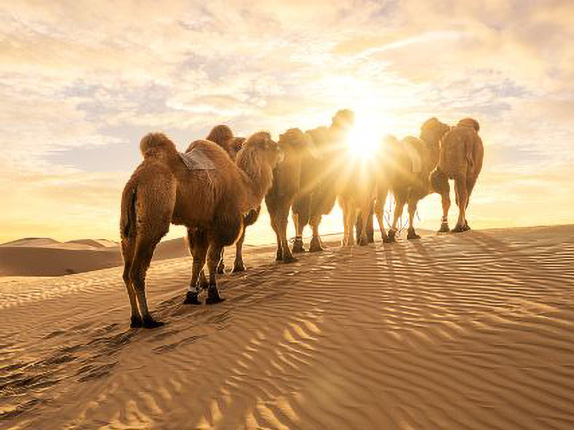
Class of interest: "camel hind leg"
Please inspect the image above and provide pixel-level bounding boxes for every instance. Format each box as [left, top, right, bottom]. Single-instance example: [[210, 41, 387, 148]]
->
[[388, 189, 407, 242], [130, 230, 168, 328], [463, 174, 478, 230], [121, 236, 141, 327], [452, 173, 469, 233], [123, 177, 174, 328], [277, 200, 296, 263], [406, 194, 421, 240], [233, 228, 247, 272]]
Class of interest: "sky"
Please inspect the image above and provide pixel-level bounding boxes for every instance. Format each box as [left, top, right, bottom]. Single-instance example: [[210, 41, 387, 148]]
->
[[1, 0, 573, 245]]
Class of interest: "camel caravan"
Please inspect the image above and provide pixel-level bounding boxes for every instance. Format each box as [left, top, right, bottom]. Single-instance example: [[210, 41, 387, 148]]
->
[[120, 110, 484, 328]]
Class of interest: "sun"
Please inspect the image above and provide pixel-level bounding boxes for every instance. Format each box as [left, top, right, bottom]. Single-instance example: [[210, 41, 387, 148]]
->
[[345, 111, 385, 161]]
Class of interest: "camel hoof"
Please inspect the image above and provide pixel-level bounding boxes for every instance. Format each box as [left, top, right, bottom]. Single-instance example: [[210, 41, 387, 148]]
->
[[206, 287, 225, 305], [130, 316, 143, 328], [292, 238, 305, 253], [232, 264, 246, 273], [451, 225, 466, 233], [309, 237, 323, 252], [183, 291, 202, 305], [283, 255, 297, 264], [358, 237, 369, 246], [463, 223, 471, 231], [367, 235, 375, 244], [276, 249, 283, 261], [141, 317, 165, 329], [438, 223, 450, 233], [407, 229, 421, 240], [387, 230, 398, 243]]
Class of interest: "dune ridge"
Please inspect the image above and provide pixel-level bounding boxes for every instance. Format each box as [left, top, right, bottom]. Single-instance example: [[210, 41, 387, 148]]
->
[[0, 225, 573, 429]]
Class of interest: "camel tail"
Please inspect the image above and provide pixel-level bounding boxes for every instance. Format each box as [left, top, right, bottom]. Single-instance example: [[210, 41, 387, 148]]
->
[[120, 185, 137, 239]]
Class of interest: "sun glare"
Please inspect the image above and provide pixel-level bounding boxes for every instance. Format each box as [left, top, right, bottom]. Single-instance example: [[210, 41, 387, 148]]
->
[[346, 111, 385, 161]]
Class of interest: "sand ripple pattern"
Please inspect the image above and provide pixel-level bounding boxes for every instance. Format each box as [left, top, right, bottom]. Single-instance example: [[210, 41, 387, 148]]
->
[[1, 225, 573, 429]]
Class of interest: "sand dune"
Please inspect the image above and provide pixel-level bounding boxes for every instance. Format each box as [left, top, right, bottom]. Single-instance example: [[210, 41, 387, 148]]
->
[[1, 225, 573, 429], [0, 237, 192, 277]]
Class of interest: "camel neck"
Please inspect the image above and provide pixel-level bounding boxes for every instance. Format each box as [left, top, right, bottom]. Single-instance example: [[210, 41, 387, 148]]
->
[[237, 151, 273, 210]]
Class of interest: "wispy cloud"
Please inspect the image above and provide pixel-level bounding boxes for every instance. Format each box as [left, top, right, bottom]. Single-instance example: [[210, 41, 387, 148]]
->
[[0, 0, 573, 242]]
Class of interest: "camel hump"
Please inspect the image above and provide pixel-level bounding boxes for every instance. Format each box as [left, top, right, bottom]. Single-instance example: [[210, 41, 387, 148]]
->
[[279, 128, 310, 150], [140, 133, 177, 158], [458, 118, 480, 132]]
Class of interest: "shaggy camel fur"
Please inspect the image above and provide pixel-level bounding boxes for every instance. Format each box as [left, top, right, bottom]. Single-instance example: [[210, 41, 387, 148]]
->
[[430, 118, 483, 232], [291, 109, 355, 253], [265, 128, 310, 262], [120, 132, 279, 328]]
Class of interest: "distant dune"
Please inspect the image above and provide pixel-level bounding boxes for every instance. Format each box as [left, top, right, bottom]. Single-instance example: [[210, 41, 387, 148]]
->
[[0, 225, 573, 429], [0, 237, 191, 277]]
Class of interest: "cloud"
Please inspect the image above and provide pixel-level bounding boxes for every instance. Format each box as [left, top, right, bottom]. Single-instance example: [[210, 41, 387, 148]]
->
[[0, 0, 573, 243]]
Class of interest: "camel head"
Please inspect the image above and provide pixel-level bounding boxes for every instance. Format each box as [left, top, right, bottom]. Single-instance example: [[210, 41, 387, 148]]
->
[[458, 118, 480, 132], [278, 128, 310, 155], [139, 132, 178, 159], [206, 124, 234, 153], [420, 117, 450, 145], [236, 131, 281, 203], [232, 137, 246, 152], [240, 131, 281, 169]]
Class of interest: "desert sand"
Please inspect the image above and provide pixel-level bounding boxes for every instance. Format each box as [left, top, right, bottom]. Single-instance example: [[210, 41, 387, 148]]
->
[[1, 225, 573, 429]]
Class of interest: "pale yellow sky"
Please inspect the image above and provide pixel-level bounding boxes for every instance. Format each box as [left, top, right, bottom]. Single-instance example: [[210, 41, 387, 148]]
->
[[1, 1, 573, 245]]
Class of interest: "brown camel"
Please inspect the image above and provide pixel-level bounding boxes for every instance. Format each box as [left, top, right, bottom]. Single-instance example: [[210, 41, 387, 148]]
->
[[120, 131, 280, 328], [373, 135, 432, 242], [199, 126, 254, 275], [265, 128, 310, 262], [291, 109, 355, 253], [430, 118, 483, 232], [367, 118, 450, 242]]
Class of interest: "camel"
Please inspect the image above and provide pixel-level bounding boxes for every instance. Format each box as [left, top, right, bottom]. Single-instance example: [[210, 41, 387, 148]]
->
[[198, 126, 254, 275], [120, 131, 280, 328], [373, 135, 430, 242], [291, 109, 355, 253], [265, 128, 310, 262], [368, 118, 450, 242], [430, 118, 483, 232]]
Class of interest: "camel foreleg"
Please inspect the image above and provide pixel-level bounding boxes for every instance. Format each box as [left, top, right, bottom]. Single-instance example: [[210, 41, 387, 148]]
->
[[206, 243, 226, 305], [184, 228, 208, 305], [232, 228, 247, 272]]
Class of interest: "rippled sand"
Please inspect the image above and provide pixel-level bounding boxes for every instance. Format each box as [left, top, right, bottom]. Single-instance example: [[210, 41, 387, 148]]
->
[[1, 225, 573, 429]]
